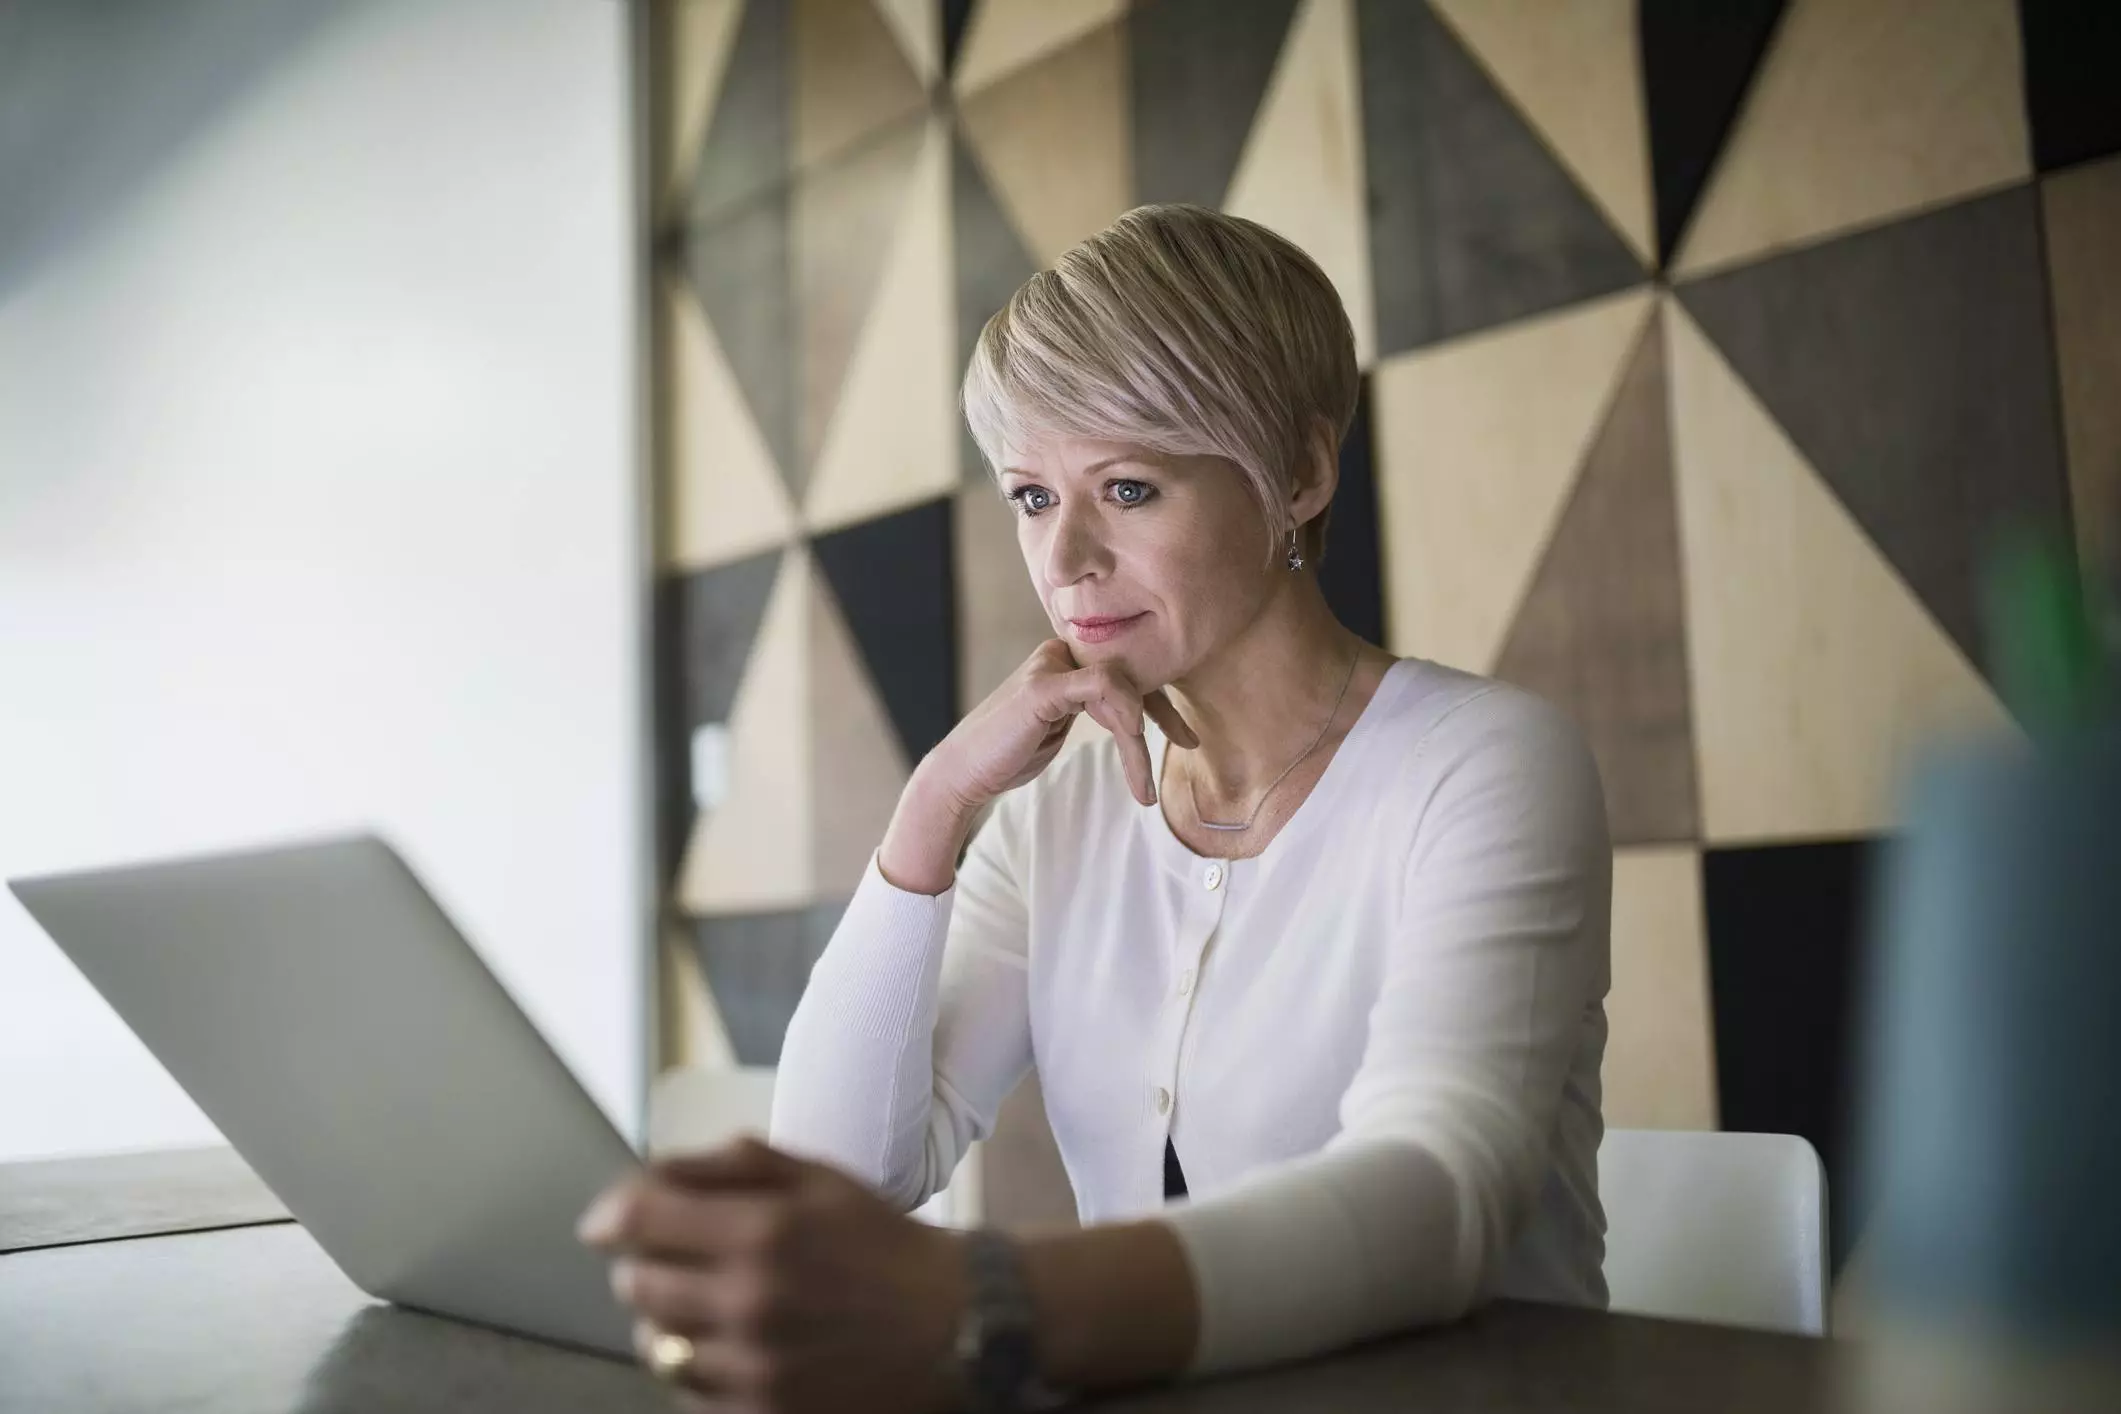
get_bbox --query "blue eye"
[1008,486,1055,516]
[1111,479,1155,507]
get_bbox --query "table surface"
[0,1201,1847,1414]
[0,1144,287,1253]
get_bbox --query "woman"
[580,204,1612,1412]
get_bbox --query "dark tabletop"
[0,1212,1850,1414]
[0,1144,287,1253]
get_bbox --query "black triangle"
[655,549,784,886]
[2019,0,2121,173]
[1357,0,1645,358]
[1639,0,1788,265]
[1319,376,1386,650]
[689,0,790,227]
[1678,188,2073,675]
[812,499,961,764]
[943,0,978,78]
[1130,0,1302,208]
[951,130,1039,481]
[1703,839,1875,1269]
[690,901,846,1063]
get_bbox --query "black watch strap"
[950,1228,1070,1412]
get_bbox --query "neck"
[1166,579,1363,800]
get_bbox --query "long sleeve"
[1158,689,1612,1375]
[768,797,1038,1213]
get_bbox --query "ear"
[1288,420,1340,529]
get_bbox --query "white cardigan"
[769,658,1612,1376]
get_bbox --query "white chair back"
[647,1065,777,1155]
[1598,1128,1829,1336]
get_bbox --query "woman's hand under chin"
[879,639,1199,894]
[580,1137,971,1414]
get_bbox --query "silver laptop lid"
[10,833,637,1355]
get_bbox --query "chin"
[1081,642,1180,691]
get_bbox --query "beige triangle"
[661,275,796,572]
[1372,286,1656,672]
[872,0,941,84]
[1605,847,1718,1131]
[659,927,738,1071]
[677,549,815,913]
[794,0,929,171]
[1223,0,1376,368]
[957,21,1131,268]
[810,569,913,895]
[953,0,1126,96]
[1674,0,2031,277]
[1665,305,2014,843]
[659,0,746,220]
[1427,0,1655,267]
[803,123,959,533]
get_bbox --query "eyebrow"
[998,455,1155,479]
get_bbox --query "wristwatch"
[948,1228,1072,1412]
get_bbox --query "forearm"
[769,859,957,1204]
[1012,1219,1201,1393]
[776,772,1032,1208]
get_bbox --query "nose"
[1038,498,1111,591]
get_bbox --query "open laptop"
[8,832,655,1356]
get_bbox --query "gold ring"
[644,1327,696,1383]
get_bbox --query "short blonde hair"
[961,204,1359,561]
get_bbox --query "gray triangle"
[1679,188,2072,673]
[688,0,790,228]
[1130,0,1302,208]
[1358,0,1646,356]
[684,194,798,495]
[951,130,1039,482]
[1494,311,1698,846]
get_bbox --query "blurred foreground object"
[1851,528,2120,1411]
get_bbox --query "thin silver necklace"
[1186,647,1360,833]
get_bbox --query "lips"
[1066,612,1146,645]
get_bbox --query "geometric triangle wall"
[648,2,2120,1227]
[1372,289,1656,673]
[1357,0,1644,356]
[1638,0,1787,265]
[1665,305,2015,844]
[1495,305,1698,846]
[1427,0,1657,267]
[1679,188,2072,674]
[1671,0,2029,278]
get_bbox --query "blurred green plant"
[1981,525,2116,739]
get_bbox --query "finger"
[1052,666,1145,735]
[1054,669,1154,804]
[1075,693,1151,803]
[614,1256,722,1333]
[579,1178,781,1260]
[1142,689,1200,749]
[634,1320,780,1404]
[1112,722,1156,806]
[653,1135,806,1191]
[615,1257,795,1342]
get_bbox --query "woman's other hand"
[880,639,1198,893]
[580,1137,968,1414]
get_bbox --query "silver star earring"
[1285,529,1305,572]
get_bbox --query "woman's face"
[998,436,1280,688]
